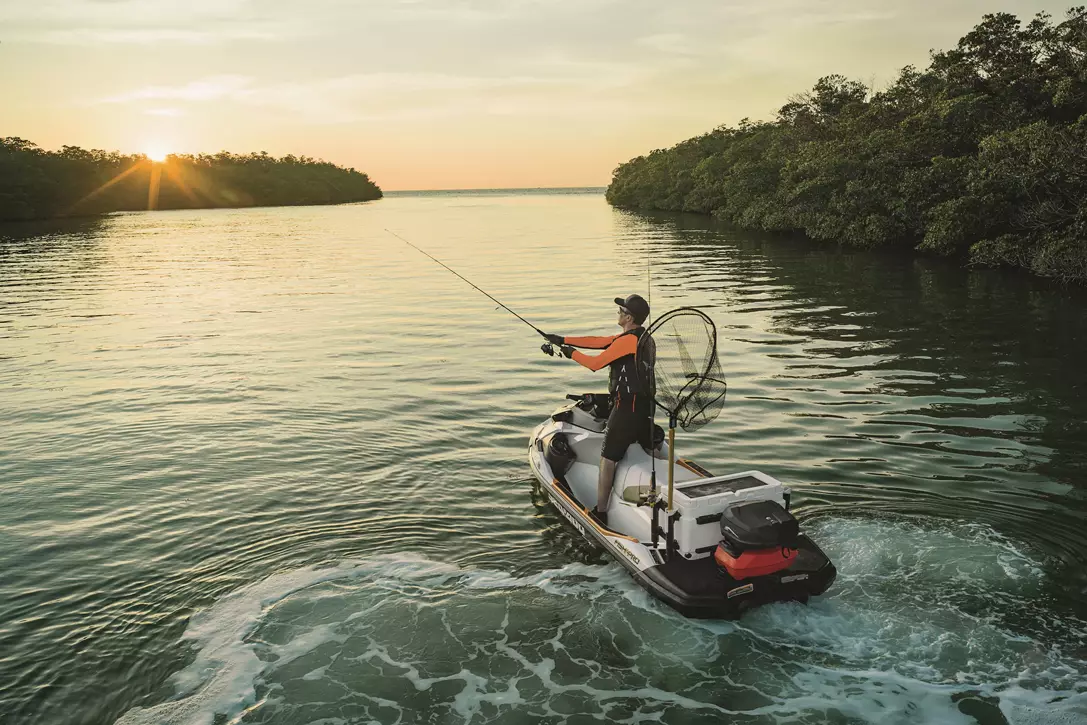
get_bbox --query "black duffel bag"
[719,500,798,555]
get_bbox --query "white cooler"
[671,471,791,559]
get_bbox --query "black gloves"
[559,345,575,359]
[544,333,564,345]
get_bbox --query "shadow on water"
[0,217,111,311]
[613,209,1087,603]
[0,215,109,249]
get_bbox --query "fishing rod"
[385,229,547,339]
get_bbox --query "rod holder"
[666,420,676,511]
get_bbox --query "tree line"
[0,140,383,221]
[606,8,1087,283]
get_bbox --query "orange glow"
[65,163,143,214]
[147,163,162,210]
[160,163,203,206]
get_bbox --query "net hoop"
[637,306,727,432]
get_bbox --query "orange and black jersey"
[562,327,650,403]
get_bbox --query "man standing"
[545,294,653,527]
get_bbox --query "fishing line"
[385,229,546,338]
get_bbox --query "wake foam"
[115,555,639,725]
[115,521,1087,725]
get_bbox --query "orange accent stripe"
[676,459,712,477]
[563,334,618,349]
[550,479,640,543]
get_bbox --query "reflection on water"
[618,213,1086,560]
[0,215,107,245]
[0,195,1084,725]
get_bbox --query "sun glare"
[145,147,169,162]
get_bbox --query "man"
[545,294,654,528]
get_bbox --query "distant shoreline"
[384,186,606,195]
[0,140,382,222]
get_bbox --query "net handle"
[640,307,724,516]
[667,425,676,511]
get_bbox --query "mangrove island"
[0,139,382,221]
[607,8,1087,284]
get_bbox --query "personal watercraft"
[386,234,837,616]
[528,392,836,619]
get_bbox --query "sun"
[145,146,169,162]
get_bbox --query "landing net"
[637,307,726,431]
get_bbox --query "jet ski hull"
[528,400,836,619]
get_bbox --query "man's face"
[618,307,631,327]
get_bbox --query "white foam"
[116,562,367,725]
[113,519,1087,725]
[113,554,626,725]
[735,516,1087,724]
[998,685,1087,725]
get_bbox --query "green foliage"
[606,7,1087,283]
[0,142,382,221]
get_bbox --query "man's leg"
[598,401,635,528]
[597,457,618,523]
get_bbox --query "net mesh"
[637,307,727,432]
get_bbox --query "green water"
[1,191,1084,725]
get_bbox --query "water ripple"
[1,196,1086,724]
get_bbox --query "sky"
[0,0,1076,190]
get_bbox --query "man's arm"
[571,334,638,371]
[563,333,619,349]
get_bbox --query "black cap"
[614,294,650,324]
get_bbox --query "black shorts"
[601,398,653,462]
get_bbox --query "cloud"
[0,0,255,25]
[1,0,289,45]
[95,67,661,124]
[103,75,254,103]
[75,0,940,132]
[33,27,282,45]
[637,33,695,56]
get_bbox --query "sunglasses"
[618,308,631,316]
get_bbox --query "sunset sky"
[1,0,1074,190]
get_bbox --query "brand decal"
[780,574,809,584]
[549,486,643,569]
[727,583,754,599]
[552,495,586,537]
[612,541,641,568]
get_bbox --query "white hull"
[527,396,836,618]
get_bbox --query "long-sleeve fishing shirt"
[562,328,649,404]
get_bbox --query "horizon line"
[383,185,606,193]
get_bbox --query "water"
[1,192,1085,725]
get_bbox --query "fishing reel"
[541,342,573,359]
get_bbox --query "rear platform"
[640,535,836,618]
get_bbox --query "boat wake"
[116,518,1086,725]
